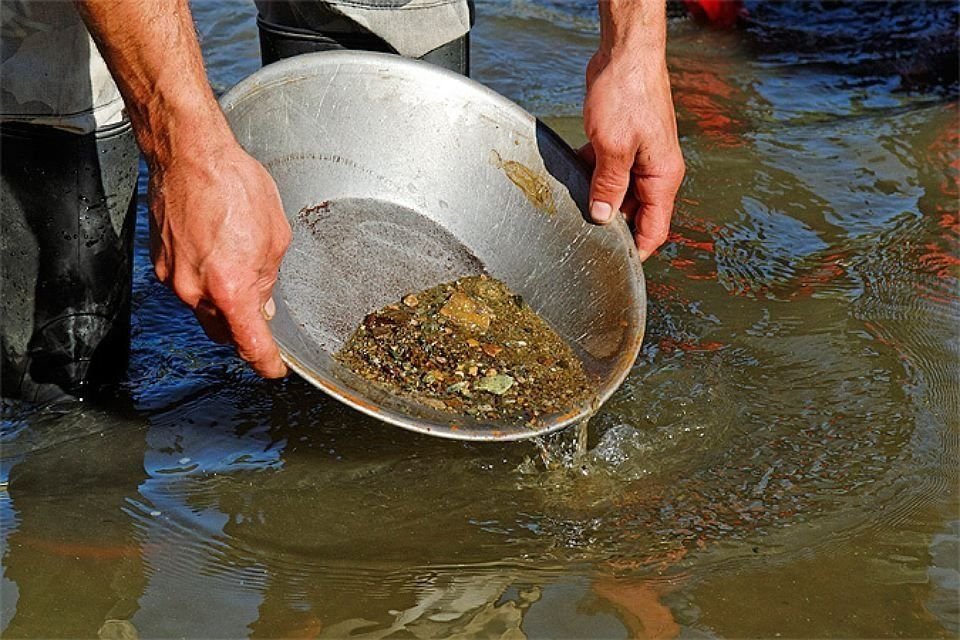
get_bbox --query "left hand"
[580,50,685,261]
[148,138,291,379]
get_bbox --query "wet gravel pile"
[336,276,596,425]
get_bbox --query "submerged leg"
[0,121,138,402]
[254,0,473,75]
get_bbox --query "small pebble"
[475,374,515,395]
[482,343,503,357]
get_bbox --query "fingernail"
[590,201,613,223]
[637,248,651,262]
[262,297,276,320]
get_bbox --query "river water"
[2,1,958,637]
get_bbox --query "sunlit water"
[2,1,958,637]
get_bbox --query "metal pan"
[220,50,645,441]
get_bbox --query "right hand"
[148,140,291,378]
[581,49,685,261]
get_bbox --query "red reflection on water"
[659,337,725,354]
[916,109,959,293]
[665,221,720,281]
[593,576,683,639]
[787,252,848,300]
[18,535,143,561]
[683,0,744,28]
[672,65,748,149]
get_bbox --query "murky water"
[2,1,958,637]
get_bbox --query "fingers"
[587,139,634,225]
[196,286,287,377]
[630,165,684,260]
[184,284,286,377]
[580,142,665,253]
[632,200,674,262]
[171,262,286,377]
[578,142,682,261]
[195,299,231,344]
[158,255,288,378]
[577,142,597,167]
[221,290,288,378]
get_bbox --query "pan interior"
[278,197,485,354]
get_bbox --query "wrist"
[590,46,669,87]
[136,95,235,169]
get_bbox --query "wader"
[0,121,138,402]
[256,0,474,74]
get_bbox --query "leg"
[0,121,138,402]
[255,0,473,75]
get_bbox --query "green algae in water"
[336,276,596,425]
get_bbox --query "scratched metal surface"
[220,51,646,440]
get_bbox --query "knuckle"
[667,157,687,182]
[204,273,246,314]
[636,229,669,253]
[171,281,202,307]
[235,335,268,366]
[153,261,169,284]
[235,343,260,364]
[650,225,671,245]
[279,223,293,248]
[274,230,292,258]
[593,169,630,194]
[593,136,633,162]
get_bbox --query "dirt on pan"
[335,275,596,425]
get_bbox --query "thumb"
[588,144,633,225]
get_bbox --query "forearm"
[74,0,232,166]
[76,0,289,378]
[598,0,667,64]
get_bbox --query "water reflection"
[2,383,645,637]
[2,404,148,637]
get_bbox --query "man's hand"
[76,0,290,377]
[583,0,685,261]
[149,139,290,378]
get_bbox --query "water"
[2,0,958,636]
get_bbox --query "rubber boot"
[1,120,138,403]
[256,3,472,75]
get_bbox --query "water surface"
[2,1,958,637]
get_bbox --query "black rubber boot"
[1,121,139,403]
[256,4,472,75]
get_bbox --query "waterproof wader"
[1,121,138,402]
[256,1,473,74]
